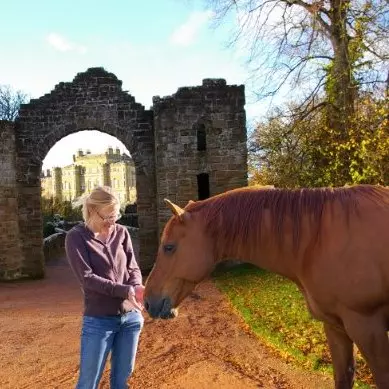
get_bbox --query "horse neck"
[210,206,306,281]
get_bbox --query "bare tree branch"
[0,85,28,121]
[206,0,388,124]
[285,0,331,34]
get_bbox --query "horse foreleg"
[344,315,389,389]
[324,323,355,389]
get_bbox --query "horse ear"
[164,198,185,217]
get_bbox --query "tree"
[0,84,28,121]
[206,0,389,133]
[249,94,389,187]
[249,104,324,187]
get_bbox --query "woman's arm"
[65,229,134,299]
[122,228,143,287]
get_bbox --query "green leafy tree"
[41,197,82,222]
[249,95,389,187]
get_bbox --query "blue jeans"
[76,311,144,389]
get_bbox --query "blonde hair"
[75,186,120,223]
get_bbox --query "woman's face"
[90,204,121,231]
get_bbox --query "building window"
[197,173,210,200]
[197,124,206,151]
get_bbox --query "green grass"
[212,263,373,388]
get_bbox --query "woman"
[65,186,144,389]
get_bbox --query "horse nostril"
[144,300,149,311]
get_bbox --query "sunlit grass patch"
[212,263,373,388]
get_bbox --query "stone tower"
[153,78,247,234]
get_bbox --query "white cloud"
[46,33,87,54]
[170,10,214,47]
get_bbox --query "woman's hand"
[134,285,145,304]
[128,289,144,311]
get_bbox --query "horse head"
[144,199,215,319]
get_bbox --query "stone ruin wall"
[153,78,247,233]
[0,68,247,281]
[0,121,24,280]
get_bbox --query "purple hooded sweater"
[65,223,143,316]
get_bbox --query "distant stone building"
[41,147,136,204]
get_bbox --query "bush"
[41,197,82,236]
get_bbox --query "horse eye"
[163,244,176,254]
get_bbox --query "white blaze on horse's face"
[144,199,215,319]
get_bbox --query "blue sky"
[1,0,272,170]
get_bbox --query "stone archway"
[14,68,157,278]
[0,69,248,281]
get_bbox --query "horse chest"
[300,288,340,325]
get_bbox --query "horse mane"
[177,184,389,254]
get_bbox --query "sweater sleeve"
[65,229,133,299]
[122,228,143,287]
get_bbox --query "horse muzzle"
[144,296,178,319]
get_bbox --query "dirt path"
[0,257,333,389]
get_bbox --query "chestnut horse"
[144,184,389,389]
